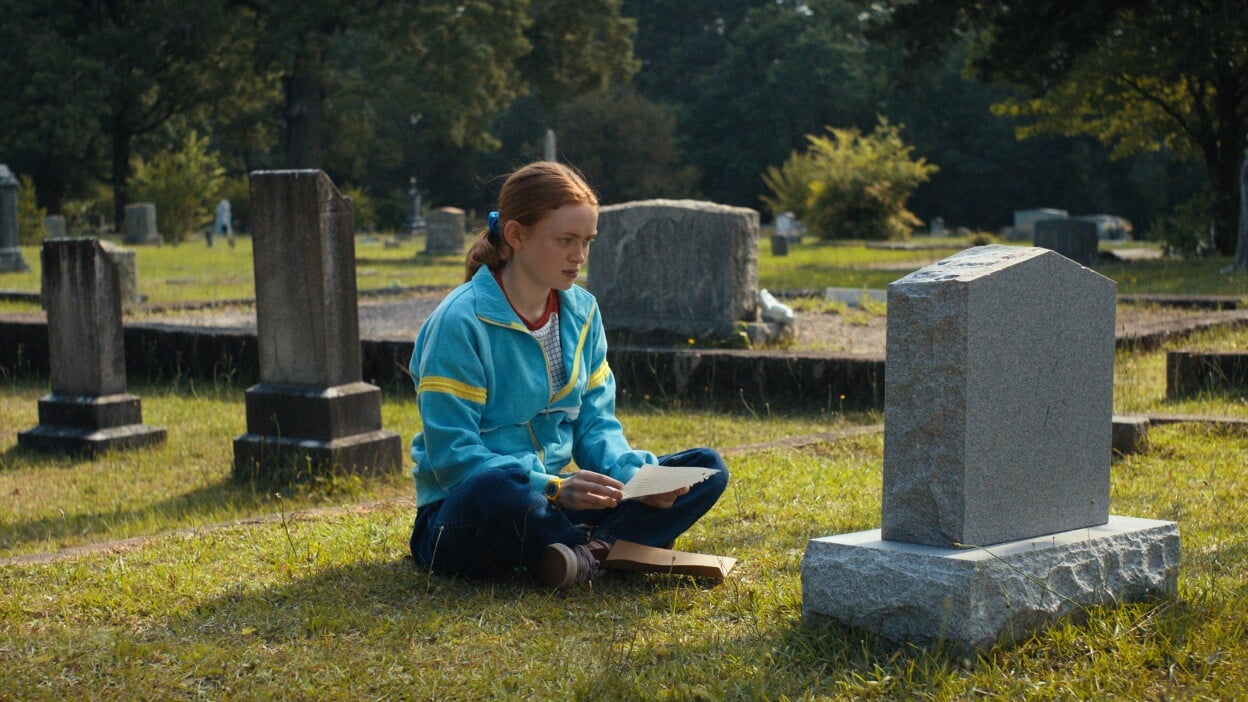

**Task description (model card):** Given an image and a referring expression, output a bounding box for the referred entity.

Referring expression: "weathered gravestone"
[590,199,785,344]
[233,170,402,483]
[98,239,140,308]
[1035,218,1098,266]
[770,234,789,257]
[802,245,1179,651]
[399,176,425,240]
[423,207,465,255]
[124,202,163,246]
[1166,350,1248,398]
[0,164,31,272]
[543,129,557,162]
[214,199,233,235]
[44,214,67,238]
[18,238,165,455]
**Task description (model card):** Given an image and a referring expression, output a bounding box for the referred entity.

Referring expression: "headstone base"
[232,430,403,484]
[0,248,30,272]
[233,380,402,483]
[18,393,166,456]
[801,516,1179,652]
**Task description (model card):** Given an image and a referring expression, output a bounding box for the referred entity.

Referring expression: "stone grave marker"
[0,164,31,272]
[1167,350,1248,398]
[18,238,165,455]
[45,214,67,238]
[399,176,425,240]
[591,199,782,344]
[802,245,1179,651]
[1035,218,1097,266]
[543,129,557,162]
[97,239,140,308]
[233,170,402,483]
[215,199,233,235]
[423,207,465,255]
[124,202,164,246]
[770,233,789,256]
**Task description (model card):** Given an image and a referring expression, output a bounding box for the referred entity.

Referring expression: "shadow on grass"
[0,476,290,555]
[0,443,83,472]
[155,554,731,673]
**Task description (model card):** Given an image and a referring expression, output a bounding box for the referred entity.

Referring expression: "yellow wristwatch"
[544,477,564,506]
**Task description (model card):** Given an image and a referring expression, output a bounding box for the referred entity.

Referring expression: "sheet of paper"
[620,464,718,500]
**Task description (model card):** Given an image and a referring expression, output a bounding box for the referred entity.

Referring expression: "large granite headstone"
[802,245,1179,651]
[18,238,165,455]
[233,170,402,483]
[423,207,465,255]
[1035,218,1098,266]
[591,199,781,343]
[123,202,163,246]
[0,164,31,272]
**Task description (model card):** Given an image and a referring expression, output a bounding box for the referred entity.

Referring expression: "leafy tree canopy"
[874,0,1248,255]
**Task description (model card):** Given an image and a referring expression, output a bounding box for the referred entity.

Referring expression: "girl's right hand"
[557,470,624,510]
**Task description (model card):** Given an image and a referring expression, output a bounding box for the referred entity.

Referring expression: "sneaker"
[535,540,609,589]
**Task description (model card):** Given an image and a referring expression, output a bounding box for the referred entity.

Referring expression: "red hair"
[464,161,599,281]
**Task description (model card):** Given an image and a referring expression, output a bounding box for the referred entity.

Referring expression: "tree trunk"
[284,49,325,169]
[34,174,66,216]
[1232,152,1248,273]
[1208,86,1247,257]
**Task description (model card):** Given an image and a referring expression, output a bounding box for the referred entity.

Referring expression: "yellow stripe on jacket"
[417,376,487,404]
[587,360,611,390]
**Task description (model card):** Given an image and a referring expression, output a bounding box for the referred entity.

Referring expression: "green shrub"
[16,175,46,244]
[61,182,115,235]
[340,185,376,232]
[130,131,226,244]
[1146,191,1217,258]
[763,119,937,241]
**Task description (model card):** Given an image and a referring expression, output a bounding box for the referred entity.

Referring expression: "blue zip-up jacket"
[409,266,656,507]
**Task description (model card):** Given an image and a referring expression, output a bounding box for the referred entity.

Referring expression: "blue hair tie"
[487,211,500,237]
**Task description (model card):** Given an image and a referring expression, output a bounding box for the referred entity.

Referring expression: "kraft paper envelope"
[603,539,736,580]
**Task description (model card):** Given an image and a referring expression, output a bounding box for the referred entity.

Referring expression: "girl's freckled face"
[511,203,597,291]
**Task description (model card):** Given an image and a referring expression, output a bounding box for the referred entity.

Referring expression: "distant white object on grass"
[759,288,795,324]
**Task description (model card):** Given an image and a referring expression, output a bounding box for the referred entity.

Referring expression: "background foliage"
[763,120,938,240]
[0,0,1241,254]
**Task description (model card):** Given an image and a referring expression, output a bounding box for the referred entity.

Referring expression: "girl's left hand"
[636,486,689,509]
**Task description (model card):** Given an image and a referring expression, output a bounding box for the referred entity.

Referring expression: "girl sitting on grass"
[407,161,728,588]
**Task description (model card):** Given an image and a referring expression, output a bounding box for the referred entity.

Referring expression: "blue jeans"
[409,447,729,579]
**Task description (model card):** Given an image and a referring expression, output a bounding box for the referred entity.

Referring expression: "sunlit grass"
[0,237,464,313]
[7,237,1246,318]
[1115,325,1248,417]
[0,375,880,559]
[1,423,1245,699]
[3,232,1248,697]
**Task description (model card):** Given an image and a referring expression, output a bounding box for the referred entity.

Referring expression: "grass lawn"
[0,236,465,313]
[3,322,1248,697]
[2,235,1246,316]
[3,229,1248,697]
[1,424,1245,698]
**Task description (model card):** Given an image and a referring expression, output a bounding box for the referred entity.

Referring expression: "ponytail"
[464,227,508,281]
